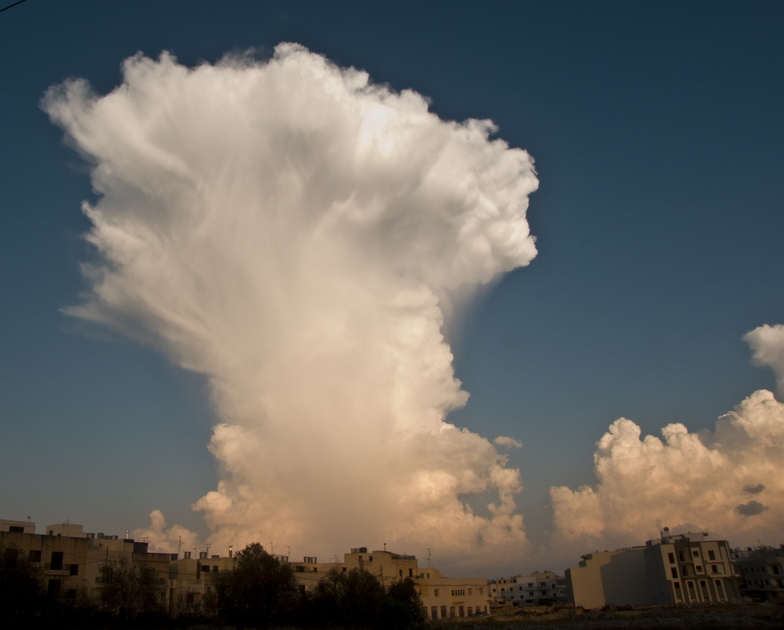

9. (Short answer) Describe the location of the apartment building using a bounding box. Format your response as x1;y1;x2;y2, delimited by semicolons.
0;520;175;603
489;570;567;605
733;545;784;602
296;547;491;620
566;530;741;608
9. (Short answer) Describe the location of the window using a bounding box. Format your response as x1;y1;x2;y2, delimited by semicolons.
679;552;685;562
773;565;781;575
399;570;403;577
708;550;716;561
69;564;79;576
468;588;472;595
696;565;703;573
430;606;437;619
369;556;372;561
434;589;439;597
47;579;60;598
28;550;41;562
427;573;430;579
409;568;413;577
711;565;719;574
213;565;218;573
9;525;24;533
668;552;675;563
50;552;63;571
671;568;678;578
478;587;483;594
693;550;700;558
467;607;473;616
440;605;447;618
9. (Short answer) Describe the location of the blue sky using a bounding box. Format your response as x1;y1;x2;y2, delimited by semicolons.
1;1;783;572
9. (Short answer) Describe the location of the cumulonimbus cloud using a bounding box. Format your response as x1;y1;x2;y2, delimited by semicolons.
44;44;538;567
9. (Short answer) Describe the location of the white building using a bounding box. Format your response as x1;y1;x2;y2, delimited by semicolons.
489;570;567;605
733;545;784;602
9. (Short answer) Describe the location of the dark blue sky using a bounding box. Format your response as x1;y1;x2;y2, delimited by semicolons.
1;1;783;558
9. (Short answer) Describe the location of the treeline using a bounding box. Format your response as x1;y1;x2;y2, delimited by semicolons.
1;542;426;629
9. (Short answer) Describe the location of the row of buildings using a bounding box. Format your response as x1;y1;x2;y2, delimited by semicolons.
0;519;491;620
3;517;782;616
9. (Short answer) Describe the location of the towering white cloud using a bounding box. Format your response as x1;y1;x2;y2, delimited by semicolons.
550;388;784;555
44;44;538;566
131;510;200;556
744;324;784;397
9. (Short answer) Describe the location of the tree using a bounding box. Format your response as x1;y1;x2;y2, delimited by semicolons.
384;578;426;630
310;567;386;627
309;569;424;630
0;545;45;622
99;556;165;619
213;542;299;627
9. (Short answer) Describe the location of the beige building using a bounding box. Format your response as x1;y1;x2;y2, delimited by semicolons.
340;547;491;620
168;550;237;609
0;520;175;604
288;547;490;619
566;530;741;608
490;570;567;605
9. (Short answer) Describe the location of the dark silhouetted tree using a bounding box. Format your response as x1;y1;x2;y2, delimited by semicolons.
99;556;165;619
213;542;298;627
0;545;45;623
309;569;424;630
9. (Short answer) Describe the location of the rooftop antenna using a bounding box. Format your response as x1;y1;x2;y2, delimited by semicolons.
427;548;431;568
178;536;182;559
205;543;211;556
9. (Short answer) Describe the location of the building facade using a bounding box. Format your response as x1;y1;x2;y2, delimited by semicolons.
489;570;567;605
0;521;175;604
566;530;741;608
733;545;784;602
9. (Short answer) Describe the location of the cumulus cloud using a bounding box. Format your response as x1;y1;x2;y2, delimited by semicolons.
550;389;784;555
744;324;784;397
131;510;200;555
44;44;538;567
494;436;523;448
